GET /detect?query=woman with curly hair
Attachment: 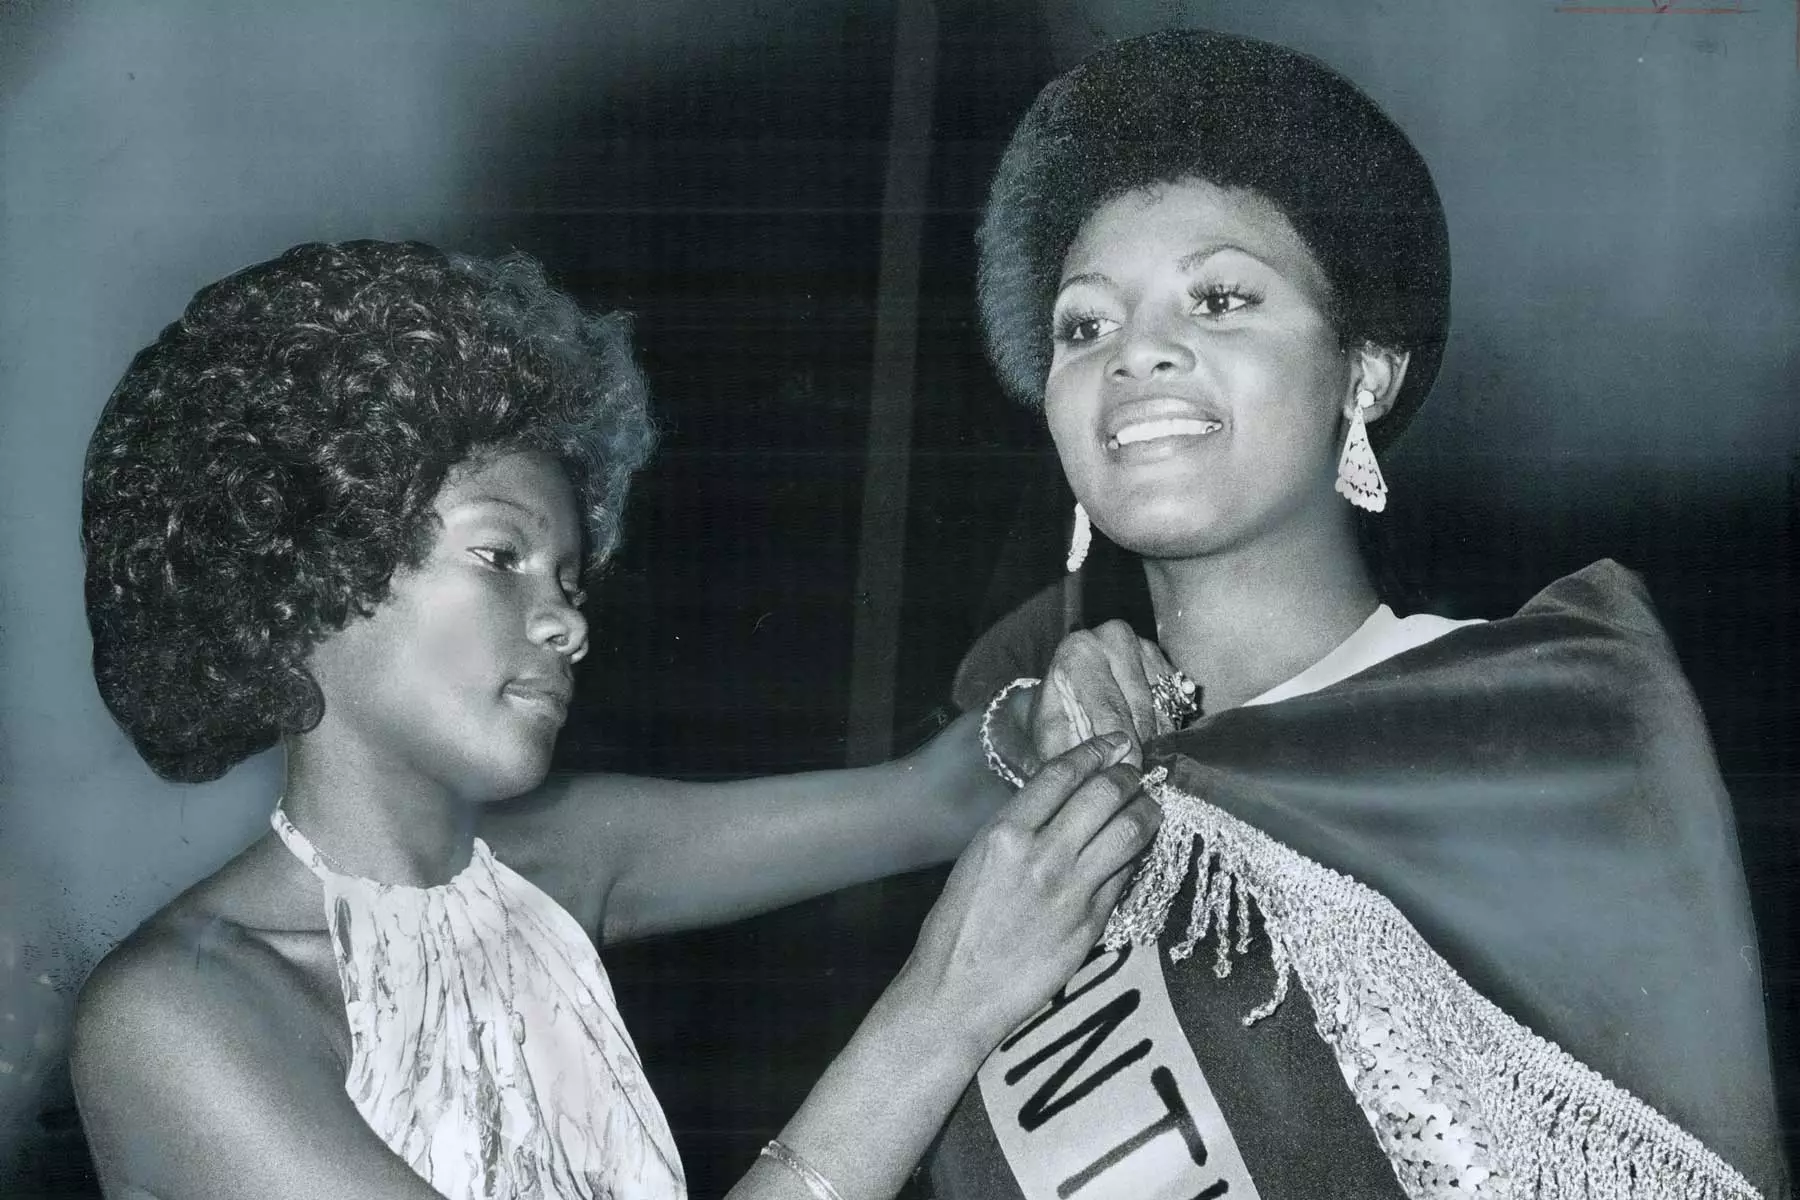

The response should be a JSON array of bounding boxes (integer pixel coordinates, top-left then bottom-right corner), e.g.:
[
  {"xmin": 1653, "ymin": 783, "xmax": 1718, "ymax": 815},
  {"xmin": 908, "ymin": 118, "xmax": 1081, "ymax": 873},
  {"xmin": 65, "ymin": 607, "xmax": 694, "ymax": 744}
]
[
  {"xmin": 70, "ymin": 239, "xmax": 1161, "ymax": 1200},
  {"xmin": 922, "ymin": 29, "xmax": 1788, "ymax": 1200}
]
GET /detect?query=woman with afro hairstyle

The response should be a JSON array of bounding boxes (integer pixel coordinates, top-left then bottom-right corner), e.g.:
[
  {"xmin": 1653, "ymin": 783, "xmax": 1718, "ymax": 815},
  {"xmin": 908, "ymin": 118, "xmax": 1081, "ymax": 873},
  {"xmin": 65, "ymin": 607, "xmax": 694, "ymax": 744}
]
[
  {"xmin": 926, "ymin": 29, "xmax": 1787, "ymax": 1200},
  {"xmin": 70, "ymin": 239, "xmax": 1164, "ymax": 1200}
]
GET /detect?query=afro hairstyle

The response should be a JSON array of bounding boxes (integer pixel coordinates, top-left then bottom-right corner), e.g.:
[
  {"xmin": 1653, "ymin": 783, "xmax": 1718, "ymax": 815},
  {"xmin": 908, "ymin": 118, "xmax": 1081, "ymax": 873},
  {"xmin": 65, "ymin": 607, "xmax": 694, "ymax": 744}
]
[
  {"xmin": 82, "ymin": 239, "xmax": 656, "ymax": 783},
  {"xmin": 977, "ymin": 29, "xmax": 1451, "ymax": 450}
]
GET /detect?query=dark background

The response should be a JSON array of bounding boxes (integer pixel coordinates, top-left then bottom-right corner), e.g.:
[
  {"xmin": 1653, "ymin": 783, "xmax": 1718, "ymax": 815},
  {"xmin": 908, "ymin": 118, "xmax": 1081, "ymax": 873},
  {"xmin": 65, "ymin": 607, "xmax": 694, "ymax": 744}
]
[{"xmin": 1, "ymin": 1, "xmax": 1794, "ymax": 1196}]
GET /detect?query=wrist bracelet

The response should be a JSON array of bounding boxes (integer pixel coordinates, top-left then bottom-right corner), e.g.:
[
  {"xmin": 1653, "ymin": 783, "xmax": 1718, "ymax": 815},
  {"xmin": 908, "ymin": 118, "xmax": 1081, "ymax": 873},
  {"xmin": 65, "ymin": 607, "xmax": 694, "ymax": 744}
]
[
  {"xmin": 759, "ymin": 1139, "xmax": 846, "ymax": 1200},
  {"xmin": 979, "ymin": 677, "xmax": 1040, "ymax": 789}
]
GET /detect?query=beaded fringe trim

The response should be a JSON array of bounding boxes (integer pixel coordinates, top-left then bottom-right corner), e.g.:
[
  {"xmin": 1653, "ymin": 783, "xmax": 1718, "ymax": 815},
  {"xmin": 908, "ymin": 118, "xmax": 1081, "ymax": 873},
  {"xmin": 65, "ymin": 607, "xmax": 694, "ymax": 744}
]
[{"xmin": 1100, "ymin": 770, "xmax": 1762, "ymax": 1200}]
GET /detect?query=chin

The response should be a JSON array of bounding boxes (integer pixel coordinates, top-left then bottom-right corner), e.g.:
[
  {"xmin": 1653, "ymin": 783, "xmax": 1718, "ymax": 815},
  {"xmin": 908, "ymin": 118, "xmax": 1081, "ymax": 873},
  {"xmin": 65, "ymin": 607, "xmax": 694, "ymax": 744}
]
[
  {"xmin": 494, "ymin": 752, "xmax": 556, "ymax": 801},
  {"xmin": 1092, "ymin": 497, "xmax": 1239, "ymax": 561},
  {"xmin": 452, "ymin": 738, "xmax": 557, "ymax": 804}
]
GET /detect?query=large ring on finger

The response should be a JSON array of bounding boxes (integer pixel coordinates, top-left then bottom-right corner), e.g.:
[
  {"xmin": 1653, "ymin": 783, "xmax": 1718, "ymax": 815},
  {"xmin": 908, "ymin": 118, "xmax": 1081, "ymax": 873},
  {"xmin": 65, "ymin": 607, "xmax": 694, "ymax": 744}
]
[{"xmin": 1150, "ymin": 670, "xmax": 1201, "ymax": 729}]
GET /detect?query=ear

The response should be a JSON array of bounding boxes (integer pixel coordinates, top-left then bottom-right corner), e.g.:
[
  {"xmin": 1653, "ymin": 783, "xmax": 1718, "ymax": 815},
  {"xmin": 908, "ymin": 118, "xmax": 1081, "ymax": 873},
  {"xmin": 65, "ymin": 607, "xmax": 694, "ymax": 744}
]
[{"xmin": 1346, "ymin": 344, "xmax": 1411, "ymax": 426}]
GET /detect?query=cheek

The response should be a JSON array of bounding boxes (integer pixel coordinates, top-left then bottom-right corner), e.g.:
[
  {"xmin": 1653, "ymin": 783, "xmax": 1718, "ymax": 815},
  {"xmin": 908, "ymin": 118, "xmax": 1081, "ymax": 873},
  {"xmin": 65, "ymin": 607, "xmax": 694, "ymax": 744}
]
[
  {"xmin": 412, "ymin": 604, "xmax": 477, "ymax": 662},
  {"xmin": 369, "ymin": 585, "xmax": 510, "ymax": 705},
  {"xmin": 1230, "ymin": 333, "xmax": 1343, "ymax": 455},
  {"xmin": 308, "ymin": 611, "xmax": 399, "ymax": 703},
  {"xmin": 1043, "ymin": 373, "xmax": 1098, "ymax": 471},
  {"xmin": 416, "ymin": 594, "xmax": 511, "ymax": 684}
]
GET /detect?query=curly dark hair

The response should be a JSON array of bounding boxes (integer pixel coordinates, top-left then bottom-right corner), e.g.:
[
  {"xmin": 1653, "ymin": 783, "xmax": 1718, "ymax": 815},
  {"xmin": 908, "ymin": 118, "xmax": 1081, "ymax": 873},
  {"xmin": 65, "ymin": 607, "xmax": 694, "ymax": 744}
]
[
  {"xmin": 82, "ymin": 239, "xmax": 657, "ymax": 783},
  {"xmin": 978, "ymin": 29, "xmax": 1452, "ymax": 450}
]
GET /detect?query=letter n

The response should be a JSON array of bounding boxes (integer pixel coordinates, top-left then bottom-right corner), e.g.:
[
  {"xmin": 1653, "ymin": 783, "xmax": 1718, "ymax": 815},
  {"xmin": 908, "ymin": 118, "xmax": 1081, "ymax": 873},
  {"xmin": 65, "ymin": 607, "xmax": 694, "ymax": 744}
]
[{"xmin": 1006, "ymin": 990, "xmax": 1152, "ymax": 1132}]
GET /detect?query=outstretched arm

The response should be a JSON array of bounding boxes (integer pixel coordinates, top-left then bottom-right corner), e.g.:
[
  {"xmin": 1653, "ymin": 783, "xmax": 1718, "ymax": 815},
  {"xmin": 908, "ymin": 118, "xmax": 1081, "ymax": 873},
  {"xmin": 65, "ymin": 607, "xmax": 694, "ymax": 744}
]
[
  {"xmin": 485, "ymin": 625, "xmax": 1170, "ymax": 946},
  {"xmin": 486, "ymin": 709, "xmax": 1010, "ymax": 946}
]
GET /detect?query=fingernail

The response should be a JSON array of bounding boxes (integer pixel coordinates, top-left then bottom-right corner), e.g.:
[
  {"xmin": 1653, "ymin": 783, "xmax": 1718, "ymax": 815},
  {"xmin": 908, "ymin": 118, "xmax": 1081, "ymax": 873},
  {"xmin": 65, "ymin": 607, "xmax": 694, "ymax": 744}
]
[{"xmin": 1102, "ymin": 731, "xmax": 1130, "ymax": 750}]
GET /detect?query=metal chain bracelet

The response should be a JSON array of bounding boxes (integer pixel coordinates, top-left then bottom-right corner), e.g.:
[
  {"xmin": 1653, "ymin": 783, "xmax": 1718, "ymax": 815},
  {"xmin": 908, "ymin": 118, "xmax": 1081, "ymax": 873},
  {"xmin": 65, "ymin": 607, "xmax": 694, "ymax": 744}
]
[{"xmin": 979, "ymin": 677, "xmax": 1040, "ymax": 788}]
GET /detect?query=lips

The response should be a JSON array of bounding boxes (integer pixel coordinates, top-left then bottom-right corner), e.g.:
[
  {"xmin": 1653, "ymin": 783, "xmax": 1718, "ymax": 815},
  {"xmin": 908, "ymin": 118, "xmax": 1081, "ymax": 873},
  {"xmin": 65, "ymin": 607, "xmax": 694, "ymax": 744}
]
[
  {"xmin": 503, "ymin": 676, "xmax": 573, "ymax": 720},
  {"xmin": 1102, "ymin": 397, "xmax": 1226, "ymax": 451}
]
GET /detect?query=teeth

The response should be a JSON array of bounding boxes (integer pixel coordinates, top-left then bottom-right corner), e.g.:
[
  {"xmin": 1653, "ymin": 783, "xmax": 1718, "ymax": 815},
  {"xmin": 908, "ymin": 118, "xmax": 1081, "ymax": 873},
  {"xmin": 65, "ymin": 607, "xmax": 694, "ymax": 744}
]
[{"xmin": 1107, "ymin": 417, "xmax": 1223, "ymax": 449}]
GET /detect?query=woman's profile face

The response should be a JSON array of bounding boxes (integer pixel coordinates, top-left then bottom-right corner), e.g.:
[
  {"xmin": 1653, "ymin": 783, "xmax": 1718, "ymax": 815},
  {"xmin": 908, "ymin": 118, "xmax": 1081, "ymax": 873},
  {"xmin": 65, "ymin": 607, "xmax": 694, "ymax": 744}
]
[
  {"xmin": 1045, "ymin": 178, "xmax": 1356, "ymax": 562},
  {"xmin": 304, "ymin": 448, "xmax": 589, "ymax": 802}
]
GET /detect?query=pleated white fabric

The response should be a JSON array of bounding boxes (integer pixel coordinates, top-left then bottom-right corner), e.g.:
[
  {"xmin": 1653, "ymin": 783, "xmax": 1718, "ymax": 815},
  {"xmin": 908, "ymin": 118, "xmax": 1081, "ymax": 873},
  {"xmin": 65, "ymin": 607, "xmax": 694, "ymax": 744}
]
[{"xmin": 272, "ymin": 809, "xmax": 686, "ymax": 1200}]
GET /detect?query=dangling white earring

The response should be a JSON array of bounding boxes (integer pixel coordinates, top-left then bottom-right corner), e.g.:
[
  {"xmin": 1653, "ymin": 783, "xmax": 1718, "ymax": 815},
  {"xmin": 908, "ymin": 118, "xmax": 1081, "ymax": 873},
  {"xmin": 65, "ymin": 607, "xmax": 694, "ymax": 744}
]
[
  {"xmin": 1335, "ymin": 386, "xmax": 1388, "ymax": 513},
  {"xmin": 1066, "ymin": 502, "xmax": 1092, "ymax": 573}
]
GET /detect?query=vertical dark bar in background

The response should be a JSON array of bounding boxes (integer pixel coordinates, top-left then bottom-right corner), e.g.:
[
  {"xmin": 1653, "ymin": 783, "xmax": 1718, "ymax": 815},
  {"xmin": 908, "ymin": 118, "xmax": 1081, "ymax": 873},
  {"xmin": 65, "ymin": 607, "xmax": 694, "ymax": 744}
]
[{"xmin": 846, "ymin": 0, "xmax": 938, "ymax": 767}]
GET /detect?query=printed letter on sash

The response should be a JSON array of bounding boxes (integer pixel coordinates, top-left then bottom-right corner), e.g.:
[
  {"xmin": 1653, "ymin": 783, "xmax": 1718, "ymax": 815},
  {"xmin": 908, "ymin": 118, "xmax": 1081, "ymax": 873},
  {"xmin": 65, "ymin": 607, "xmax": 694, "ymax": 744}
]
[{"xmin": 977, "ymin": 945, "xmax": 1260, "ymax": 1200}]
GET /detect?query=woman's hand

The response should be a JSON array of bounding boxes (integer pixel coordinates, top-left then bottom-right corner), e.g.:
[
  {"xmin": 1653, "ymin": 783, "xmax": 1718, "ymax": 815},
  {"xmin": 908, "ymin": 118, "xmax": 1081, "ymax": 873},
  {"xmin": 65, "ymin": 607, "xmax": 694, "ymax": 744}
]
[
  {"xmin": 900, "ymin": 732, "xmax": 1160, "ymax": 1053},
  {"xmin": 983, "ymin": 621, "xmax": 1175, "ymax": 783},
  {"xmin": 727, "ymin": 735, "xmax": 1161, "ymax": 1200},
  {"xmin": 1032, "ymin": 621, "xmax": 1175, "ymax": 766}
]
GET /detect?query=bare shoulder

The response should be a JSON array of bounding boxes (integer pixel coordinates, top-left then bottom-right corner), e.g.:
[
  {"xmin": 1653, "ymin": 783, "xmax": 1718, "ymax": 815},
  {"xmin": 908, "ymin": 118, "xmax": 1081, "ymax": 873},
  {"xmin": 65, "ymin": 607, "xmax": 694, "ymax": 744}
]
[
  {"xmin": 71, "ymin": 881, "xmax": 436, "ymax": 1198},
  {"xmin": 73, "ymin": 902, "xmax": 339, "ymax": 1102},
  {"xmin": 71, "ymin": 916, "xmax": 293, "ymax": 1186},
  {"xmin": 76, "ymin": 832, "xmax": 346, "ymax": 1069}
]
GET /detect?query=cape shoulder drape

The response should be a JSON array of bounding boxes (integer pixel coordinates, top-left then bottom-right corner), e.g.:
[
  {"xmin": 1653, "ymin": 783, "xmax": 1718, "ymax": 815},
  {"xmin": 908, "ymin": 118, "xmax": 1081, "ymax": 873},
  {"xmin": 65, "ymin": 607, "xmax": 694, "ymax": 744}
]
[{"xmin": 933, "ymin": 560, "xmax": 1786, "ymax": 1199}]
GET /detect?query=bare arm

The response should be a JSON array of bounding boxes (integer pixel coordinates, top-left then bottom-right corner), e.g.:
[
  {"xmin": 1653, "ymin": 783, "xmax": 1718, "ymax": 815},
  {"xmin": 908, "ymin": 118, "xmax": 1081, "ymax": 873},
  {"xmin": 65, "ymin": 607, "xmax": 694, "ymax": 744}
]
[
  {"xmin": 724, "ymin": 734, "xmax": 1159, "ymax": 1200},
  {"xmin": 71, "ymin": 929, "xmax": 442, "ymax": 1200},
  {"xmin": 70, "ymin": 744, "xmax": 1135, "ymax": 1199},
  {"xmin": 75, "ymin": 739, "xmax": 1154, "ymax": 1200},
  {"xmin": 487, "ymin": 709, "xmax": 1013, "ymax": 945},
  {"xmin": 489, "ymin": 635, "xmax": 1172, "ymax": 947}
]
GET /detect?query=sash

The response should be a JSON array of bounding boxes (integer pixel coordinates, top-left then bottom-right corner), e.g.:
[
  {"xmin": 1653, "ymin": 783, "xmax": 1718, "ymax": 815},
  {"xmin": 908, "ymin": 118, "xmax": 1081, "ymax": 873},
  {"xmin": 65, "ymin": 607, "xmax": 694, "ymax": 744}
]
[{"xmin": 977, "ymin": 943, "xmax": 1260, "ymax": 1200}]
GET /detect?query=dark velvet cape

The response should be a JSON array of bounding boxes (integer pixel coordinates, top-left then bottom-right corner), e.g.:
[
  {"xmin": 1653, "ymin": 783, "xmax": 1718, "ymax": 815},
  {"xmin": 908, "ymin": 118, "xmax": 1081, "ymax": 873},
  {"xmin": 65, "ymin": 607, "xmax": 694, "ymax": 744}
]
[{"xmin": 930, "ymin": 561, "xmax": 1787, "ymax": 1198}]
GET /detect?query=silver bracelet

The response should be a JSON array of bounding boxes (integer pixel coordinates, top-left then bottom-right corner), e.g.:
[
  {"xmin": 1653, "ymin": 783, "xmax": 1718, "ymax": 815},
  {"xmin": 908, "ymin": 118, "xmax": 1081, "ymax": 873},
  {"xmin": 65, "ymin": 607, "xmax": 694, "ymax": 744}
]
[
  {"xmin": 979, "ymin": 677, "xmax": 1040, "ymax": 788},
  {"xmin": 759, "ymin": 1139, "xmax": 846, "ymax": 1200}
]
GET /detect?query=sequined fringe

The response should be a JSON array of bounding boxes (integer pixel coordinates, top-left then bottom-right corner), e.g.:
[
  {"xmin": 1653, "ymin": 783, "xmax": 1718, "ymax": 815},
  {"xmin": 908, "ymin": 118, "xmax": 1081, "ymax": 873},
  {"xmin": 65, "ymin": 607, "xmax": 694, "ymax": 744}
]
[{"xmin": 1100, "ymin": 773, "xmax": 1763, "ymax": 1200}]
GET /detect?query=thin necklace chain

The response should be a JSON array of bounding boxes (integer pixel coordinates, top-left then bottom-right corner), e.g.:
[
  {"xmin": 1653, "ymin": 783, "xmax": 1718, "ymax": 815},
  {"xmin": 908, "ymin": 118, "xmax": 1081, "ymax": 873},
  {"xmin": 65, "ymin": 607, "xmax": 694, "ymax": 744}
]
[{"xmin": 277, "ymin": 802, "xmax": 356, "ymax": 877}]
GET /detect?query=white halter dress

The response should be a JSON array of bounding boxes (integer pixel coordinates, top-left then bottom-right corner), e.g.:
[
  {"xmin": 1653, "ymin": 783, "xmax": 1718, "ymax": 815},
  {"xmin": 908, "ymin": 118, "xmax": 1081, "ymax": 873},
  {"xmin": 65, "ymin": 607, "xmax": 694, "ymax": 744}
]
[{"xmin": 271, "ymin": 809, "xmax": 687, "ymax": 1200}]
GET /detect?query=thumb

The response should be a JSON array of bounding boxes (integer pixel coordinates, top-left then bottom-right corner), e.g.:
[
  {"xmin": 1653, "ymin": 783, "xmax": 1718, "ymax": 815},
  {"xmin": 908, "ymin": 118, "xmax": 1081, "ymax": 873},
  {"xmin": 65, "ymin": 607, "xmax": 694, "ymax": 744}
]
[{"xmin": 1032, "ymin": 667, "xmax": 1092, "ymax": 761}]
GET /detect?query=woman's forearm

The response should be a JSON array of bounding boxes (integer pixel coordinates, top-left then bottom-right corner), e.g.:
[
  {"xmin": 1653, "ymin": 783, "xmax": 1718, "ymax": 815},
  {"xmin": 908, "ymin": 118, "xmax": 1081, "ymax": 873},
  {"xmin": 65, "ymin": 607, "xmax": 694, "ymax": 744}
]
[
  {"xmin": 897, "ymin": 707, "xmax": 1012, "ymax": 863},
  {"xmin": 591, "ymin": 711, "xmax": 1012, "ymax": 944},
  {"xmin": 723, "ymin": 961, "xmax": 987, "ymax": 1200},
  {"xmin": 718, "ymin": 734, "xmax": 1156, "ymax": 1200}
]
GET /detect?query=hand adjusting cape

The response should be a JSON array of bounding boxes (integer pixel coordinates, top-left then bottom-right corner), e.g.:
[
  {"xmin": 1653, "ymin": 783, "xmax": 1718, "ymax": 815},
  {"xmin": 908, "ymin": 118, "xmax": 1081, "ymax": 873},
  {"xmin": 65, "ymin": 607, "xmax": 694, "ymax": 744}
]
[{"xmin": 950, "ymin": 561, "xmax": 1787, "ymax": 1199}]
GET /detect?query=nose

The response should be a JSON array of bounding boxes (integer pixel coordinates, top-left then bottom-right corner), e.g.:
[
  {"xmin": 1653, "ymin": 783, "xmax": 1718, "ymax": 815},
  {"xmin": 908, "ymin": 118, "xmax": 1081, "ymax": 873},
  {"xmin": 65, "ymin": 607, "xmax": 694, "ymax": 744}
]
[
  {"xmin": 1109, "ymin": 314, "xmax": 1196, "ymax": 380},
  {"xmin": 529, "ymin": 586, "xmax": 590, "ymax": 664}
]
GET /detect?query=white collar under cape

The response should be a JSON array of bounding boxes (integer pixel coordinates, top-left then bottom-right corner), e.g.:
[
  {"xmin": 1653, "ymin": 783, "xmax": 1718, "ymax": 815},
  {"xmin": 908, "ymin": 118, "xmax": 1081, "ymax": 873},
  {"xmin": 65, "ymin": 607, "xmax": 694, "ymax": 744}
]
[{"xmin": 1242, "ymin": 605, "xmax": 1486, "ymax": 709}]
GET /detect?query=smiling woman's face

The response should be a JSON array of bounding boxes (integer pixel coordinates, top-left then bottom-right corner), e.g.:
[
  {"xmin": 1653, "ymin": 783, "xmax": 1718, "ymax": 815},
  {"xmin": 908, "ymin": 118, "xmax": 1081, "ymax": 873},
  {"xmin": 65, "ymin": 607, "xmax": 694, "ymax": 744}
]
[
  {"xmin": 303, "ymin": 448, "xmax": 590, "ymax": 803},
  {"xmin": 1046, "ymin": 178, "xmax": 1365, "ymax": 562}
]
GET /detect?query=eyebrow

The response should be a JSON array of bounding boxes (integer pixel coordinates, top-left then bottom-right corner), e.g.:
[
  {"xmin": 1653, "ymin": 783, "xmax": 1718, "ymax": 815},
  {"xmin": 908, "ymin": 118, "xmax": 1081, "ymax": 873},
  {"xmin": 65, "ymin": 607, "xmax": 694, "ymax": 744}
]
[
  {"xmin": 1177, "ymin": 241, "xmax": 1258, "ymax": 272},
  {"xmin": 1056, "ymin": 241, "xmax": 1264, "ymax": 296},
  {"xmin": 1057, "ymin": 269, "xmax": 1114, "ymax": 293},
  {"xmin": 453, "ymin": 494, "xmax": 549, "ymax": 529}
]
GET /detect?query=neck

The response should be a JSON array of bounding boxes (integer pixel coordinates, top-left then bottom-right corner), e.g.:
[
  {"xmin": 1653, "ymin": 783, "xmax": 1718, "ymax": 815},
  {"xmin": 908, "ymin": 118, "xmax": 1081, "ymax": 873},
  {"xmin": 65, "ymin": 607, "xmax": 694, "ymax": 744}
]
[
  {"xmin": 1143, "ymin": 510, "xmax": 1378, "ymax": 713},
  {"xmin": 279, "ymin": 730, "xmax": 479, "ymax": 888}
]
